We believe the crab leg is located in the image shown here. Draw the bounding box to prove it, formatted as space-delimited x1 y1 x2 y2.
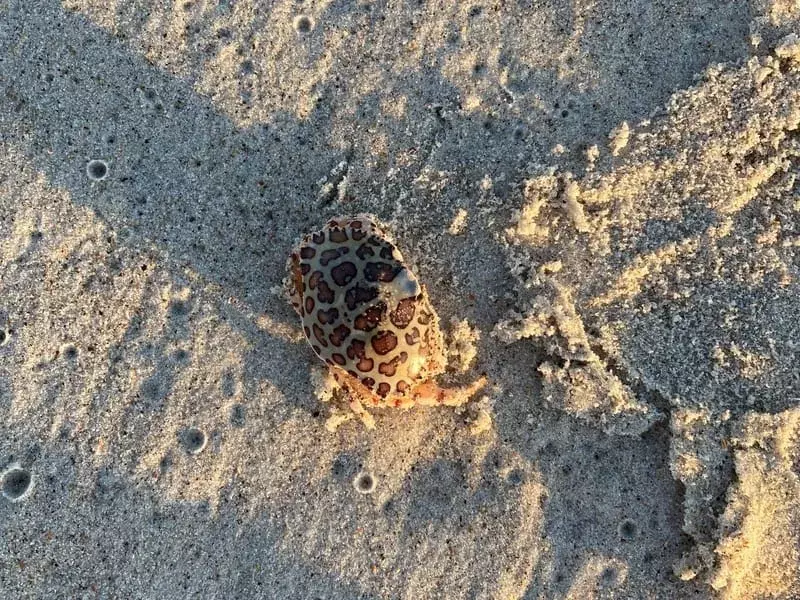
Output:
412 375 488 407
348 396 376 429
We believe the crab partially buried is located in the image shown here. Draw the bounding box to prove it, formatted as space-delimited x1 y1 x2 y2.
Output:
286 215 486 427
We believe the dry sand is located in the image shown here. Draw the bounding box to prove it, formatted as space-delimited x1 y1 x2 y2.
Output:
1 0 799 598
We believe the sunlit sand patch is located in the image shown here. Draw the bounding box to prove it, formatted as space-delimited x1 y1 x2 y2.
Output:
710 408 800 599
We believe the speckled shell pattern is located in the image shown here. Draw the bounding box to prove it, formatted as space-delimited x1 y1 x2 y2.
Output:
287 216 445 405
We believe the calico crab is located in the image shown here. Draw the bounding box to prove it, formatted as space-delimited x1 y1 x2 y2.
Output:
286 215 486 427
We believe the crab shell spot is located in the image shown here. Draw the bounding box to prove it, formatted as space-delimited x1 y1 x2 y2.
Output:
355 243 375 260
354 303 386 331
332 353 347 366
377 382 391 397
351 228 366 241
329 228 348 243
364 262 401 283
331 261 358 287
312 344 322 355
361 376 375 388
303 326 311 339
304 296 315 314
329 324 351 347
389 297 416 328
371 331 398 355
347 339 366 360
379 244 395 260
317 280 335 303
417 311 432 325
405 327 421 345
312 231 325 244
357 356 374 372
300 246 316 259
396 380 409 393
309 271 323 290
378 355 402 377
317 307 339 325
367 235 383 247
345 284 378 311
312 324 328 347
350 220 363 229
347 369 359 379
319 248 341 267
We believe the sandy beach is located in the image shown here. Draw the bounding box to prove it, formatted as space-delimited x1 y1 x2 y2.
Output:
2 0 799 598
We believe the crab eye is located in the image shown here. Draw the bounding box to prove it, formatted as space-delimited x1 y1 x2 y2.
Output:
392 268 421 297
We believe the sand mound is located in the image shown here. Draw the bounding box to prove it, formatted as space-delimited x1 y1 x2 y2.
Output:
499 31 800 592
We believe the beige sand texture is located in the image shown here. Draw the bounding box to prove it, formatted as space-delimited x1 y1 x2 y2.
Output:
1 0 799 598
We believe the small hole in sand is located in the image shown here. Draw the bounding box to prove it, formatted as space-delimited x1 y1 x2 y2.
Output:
62 344 78 360
600 566 618 585
182 427 207 454
0 328 9 347
240 60 254 75
230 404 246 427
353 471 377 494
2 467 33 502
86 159 109 181
506 468 524 485
618 518 637 541
293 15 314 33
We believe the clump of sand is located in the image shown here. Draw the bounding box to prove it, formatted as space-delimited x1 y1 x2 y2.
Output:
498 30 800 590
711 409 800 599
494 274 660 437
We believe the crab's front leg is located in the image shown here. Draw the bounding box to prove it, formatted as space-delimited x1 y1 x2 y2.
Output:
412 375 488 407
332 371 377 429
347 395 376 429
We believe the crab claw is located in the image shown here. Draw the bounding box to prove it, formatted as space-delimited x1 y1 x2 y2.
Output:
412 374 488 407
